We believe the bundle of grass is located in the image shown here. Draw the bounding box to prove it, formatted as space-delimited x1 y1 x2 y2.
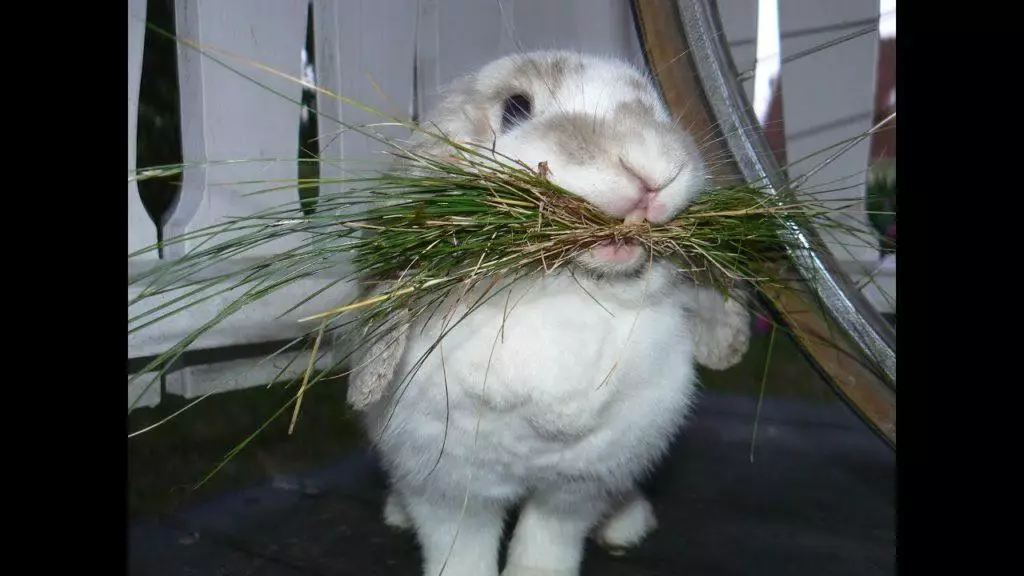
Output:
309 144 851 325
130 131 867 396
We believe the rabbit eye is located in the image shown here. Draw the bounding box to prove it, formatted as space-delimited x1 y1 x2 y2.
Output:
501 93 532 132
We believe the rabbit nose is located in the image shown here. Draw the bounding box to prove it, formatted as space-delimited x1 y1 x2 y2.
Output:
619 158 681 222
623 193 652 224
619 156 681 193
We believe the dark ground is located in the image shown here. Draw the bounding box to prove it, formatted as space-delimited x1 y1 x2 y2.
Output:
127 329 896 575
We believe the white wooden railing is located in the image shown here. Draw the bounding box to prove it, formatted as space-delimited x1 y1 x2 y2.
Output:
128 0 895 410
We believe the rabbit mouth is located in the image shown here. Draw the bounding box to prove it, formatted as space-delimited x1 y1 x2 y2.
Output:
623 206 649 225
589 239 645 265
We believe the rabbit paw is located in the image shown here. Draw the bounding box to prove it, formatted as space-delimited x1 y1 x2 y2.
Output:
693 295 751 371
595 494 658 556
382 489 412 531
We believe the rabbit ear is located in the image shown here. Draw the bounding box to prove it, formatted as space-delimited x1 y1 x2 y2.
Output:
346 285 412 411
347 312 410 410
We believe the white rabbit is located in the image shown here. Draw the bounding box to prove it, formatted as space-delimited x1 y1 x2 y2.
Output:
346 51 751 576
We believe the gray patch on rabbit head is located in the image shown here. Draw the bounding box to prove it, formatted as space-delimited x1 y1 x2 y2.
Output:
508 53 585 98
543 113 609 165
627 75 652 96
539 100 661 166
613 99 661 127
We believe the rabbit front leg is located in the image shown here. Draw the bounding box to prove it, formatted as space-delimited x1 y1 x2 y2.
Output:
684 283 752 371
594 490 658 553
503 484 615 576
383 487 413 530
400 488 507 576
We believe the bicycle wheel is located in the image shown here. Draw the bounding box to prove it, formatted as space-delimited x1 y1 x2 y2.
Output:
631 0 896 449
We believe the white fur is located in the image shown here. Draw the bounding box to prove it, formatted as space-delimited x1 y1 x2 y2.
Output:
383 488 413 530
353 51 750 576
365 264 697 576
474 52 706 229
382 485 660 551
596 491 659 551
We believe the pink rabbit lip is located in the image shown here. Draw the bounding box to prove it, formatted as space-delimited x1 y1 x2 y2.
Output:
590 239 643 264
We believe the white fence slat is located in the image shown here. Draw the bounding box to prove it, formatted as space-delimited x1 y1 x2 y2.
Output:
416 0 504 117
128 1 368 387
128 266 358 359
128 0 157 259
779 0 880 270
129 0 161 410
130 0 341 391
164 0 310 261
164 349 337 399
313 0 418 202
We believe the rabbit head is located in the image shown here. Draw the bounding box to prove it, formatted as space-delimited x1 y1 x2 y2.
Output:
408 50 709 276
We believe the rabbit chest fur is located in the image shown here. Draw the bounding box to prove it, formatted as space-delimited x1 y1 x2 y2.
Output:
362 261 698 503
